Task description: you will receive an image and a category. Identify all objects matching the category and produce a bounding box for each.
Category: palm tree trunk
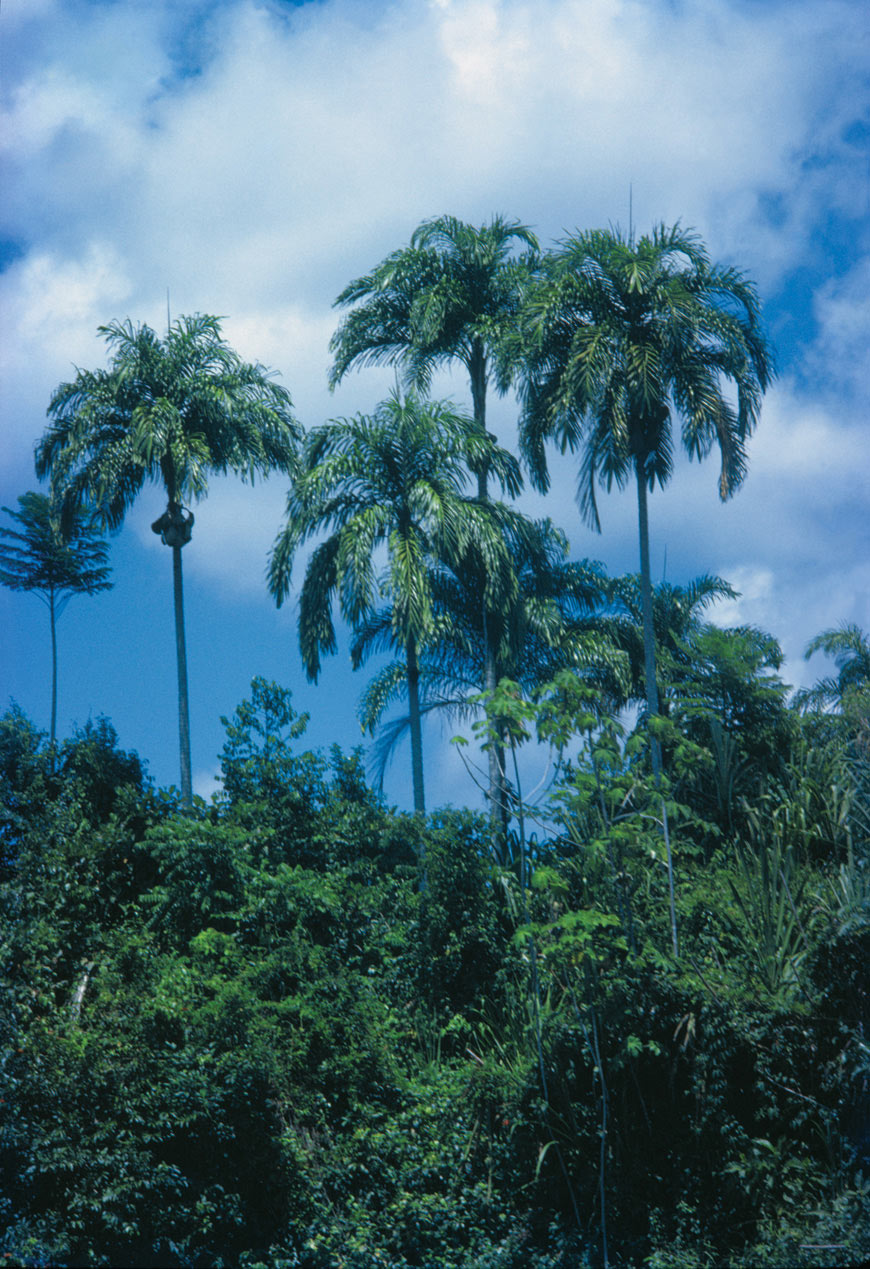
[406,635,425,814]
[49,590,58,763]
[469,342,509,844]
[635,463,661,735]
[469,342,488,499]
[173,543,193,805]
[636,462,678,956]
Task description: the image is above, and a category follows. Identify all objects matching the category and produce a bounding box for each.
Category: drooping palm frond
[520,224,772,521]
[331,215,540,406]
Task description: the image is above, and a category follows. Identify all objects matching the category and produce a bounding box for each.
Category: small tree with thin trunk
[0,492,112,751]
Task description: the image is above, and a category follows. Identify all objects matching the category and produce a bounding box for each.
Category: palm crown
[799,624,870,712]
[330,214,539,422]
[269,389,521,677]
[520,223,773,526]
[36,314,299,529]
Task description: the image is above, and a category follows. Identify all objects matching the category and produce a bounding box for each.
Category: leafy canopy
[268,388,521,680]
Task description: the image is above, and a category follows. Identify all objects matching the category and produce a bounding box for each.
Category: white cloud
[809,254,870,401]
[193,765,222,801]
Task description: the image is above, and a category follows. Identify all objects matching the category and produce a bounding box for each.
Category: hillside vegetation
[2,669,869,1267]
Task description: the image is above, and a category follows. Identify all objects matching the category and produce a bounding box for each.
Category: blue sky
[1,0,868,810]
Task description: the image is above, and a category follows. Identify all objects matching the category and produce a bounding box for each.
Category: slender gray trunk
[469,342,488,499]
[49,590,58,761]
[173,543,193,806]
[469,341,509,844]
[406,635,425,815]
[635,463,660,733]
[635,461,678,956]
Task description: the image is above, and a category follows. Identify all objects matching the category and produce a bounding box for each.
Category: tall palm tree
[330,215,540,826]
[520,224,774,772]
[35,314,300,804]
[520,224,772,956]
[268,389,521,815]
[0,492,112,751]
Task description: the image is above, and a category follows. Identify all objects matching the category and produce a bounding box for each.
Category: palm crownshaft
[36,314,299,803]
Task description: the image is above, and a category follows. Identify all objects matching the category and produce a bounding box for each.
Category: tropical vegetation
[3,215,868,1266]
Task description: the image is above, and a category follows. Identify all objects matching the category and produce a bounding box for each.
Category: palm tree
[268,389,521,815]
[520,224,773,768]
[35,314,300,804]
[0,492,112,751]
[519,224,773,956]
[605,572,738,710]
[355,518,621,818]
[330,213,539,825]
[798,624,870,711]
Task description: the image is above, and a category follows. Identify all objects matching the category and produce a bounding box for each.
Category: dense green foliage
[2,669,869,1267]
